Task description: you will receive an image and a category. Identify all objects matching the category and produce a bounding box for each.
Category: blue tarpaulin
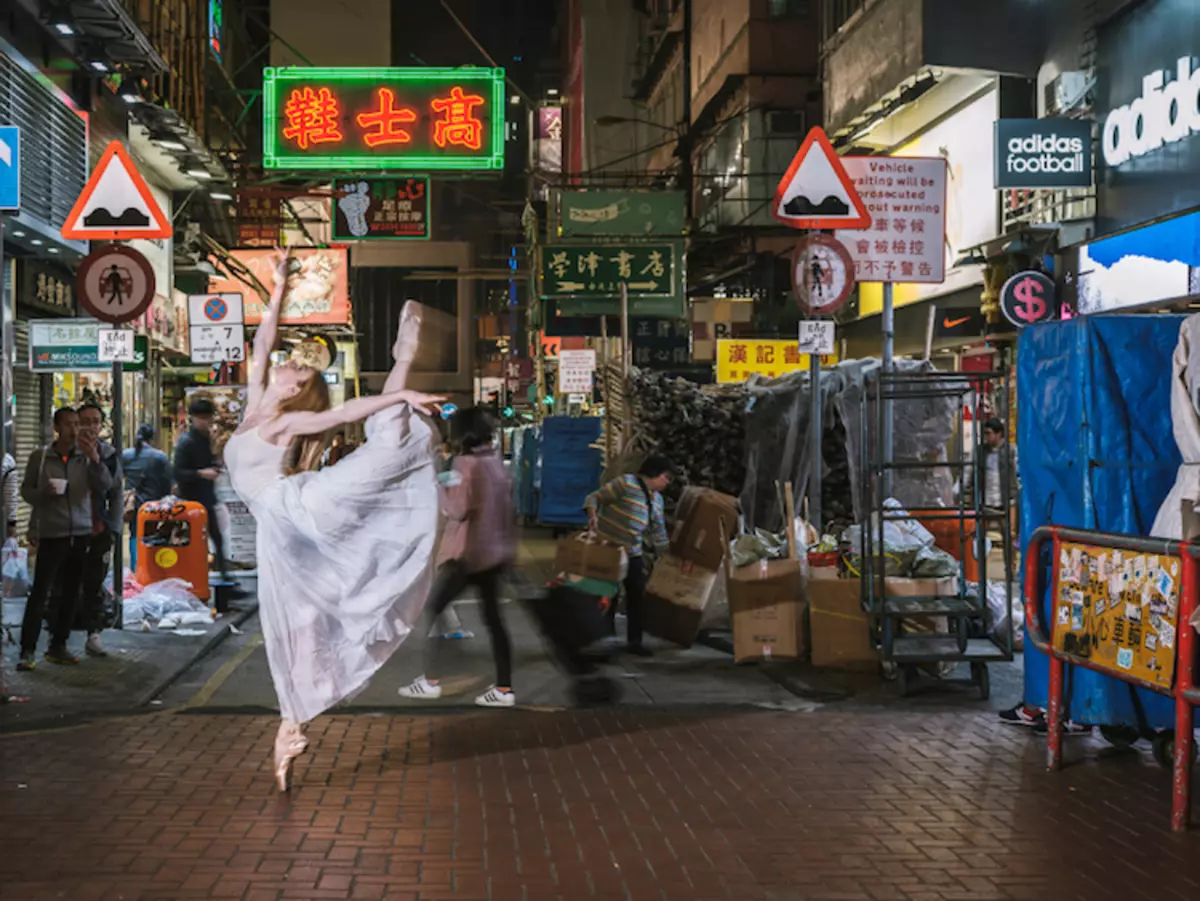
[536,417,602,526]
[1019,314,1185,727]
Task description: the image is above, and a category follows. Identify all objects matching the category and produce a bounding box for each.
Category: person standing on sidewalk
[17,408,114,670]
[174,398,231,583]
[76,402,123,658]
[122,424,172,570]
[584,455,674,657]
[400,407,518,708]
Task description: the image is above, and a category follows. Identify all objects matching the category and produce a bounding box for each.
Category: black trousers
[424,562,512,688]
[606,555,647,647]
[22,536,88,654]
[80,531,114,634]
[204,503,228,578]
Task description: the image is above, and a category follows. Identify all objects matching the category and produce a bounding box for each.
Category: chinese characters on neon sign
[263,67,505,171]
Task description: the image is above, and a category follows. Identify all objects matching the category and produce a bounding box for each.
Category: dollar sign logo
[1012,276,1046,323]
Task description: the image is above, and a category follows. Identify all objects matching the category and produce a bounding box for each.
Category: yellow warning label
[155,547,179,569]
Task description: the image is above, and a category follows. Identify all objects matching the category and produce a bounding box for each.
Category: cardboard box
[644,554,724,647]
[729,559,805,663]
[809,568,876,670]
[554,533,627,582]
[671,487,740,569]
[883,577,957,598]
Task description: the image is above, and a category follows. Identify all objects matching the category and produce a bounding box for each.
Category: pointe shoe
[273,722,308,793]
[391,302,423,364]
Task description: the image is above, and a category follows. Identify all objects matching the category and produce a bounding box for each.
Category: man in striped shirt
[585,455,674,656]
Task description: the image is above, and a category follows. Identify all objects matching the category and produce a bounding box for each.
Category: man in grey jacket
[17,407,114,670]
[77,402,124,658]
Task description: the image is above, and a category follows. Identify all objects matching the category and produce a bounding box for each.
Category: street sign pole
[111,361,124,629]
[882,281,895,499]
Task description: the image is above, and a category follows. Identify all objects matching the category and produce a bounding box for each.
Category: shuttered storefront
[12,323,46,536]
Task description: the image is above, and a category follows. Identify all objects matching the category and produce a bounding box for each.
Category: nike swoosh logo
[943,316,971,328]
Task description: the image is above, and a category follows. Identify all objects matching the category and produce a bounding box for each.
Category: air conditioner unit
[1044,71,1089,115]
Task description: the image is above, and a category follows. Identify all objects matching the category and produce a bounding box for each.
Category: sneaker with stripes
[398,675,443,700]
[475,686,515,709]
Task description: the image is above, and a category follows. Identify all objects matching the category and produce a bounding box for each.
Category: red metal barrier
[1024,525,1200,831]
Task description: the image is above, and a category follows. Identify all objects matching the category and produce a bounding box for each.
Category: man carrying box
[584,455,674,657]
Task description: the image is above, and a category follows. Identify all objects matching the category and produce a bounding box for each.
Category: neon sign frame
[262,67,506,172]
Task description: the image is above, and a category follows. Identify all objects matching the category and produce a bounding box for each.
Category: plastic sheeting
[1020,315,1185,727]
[510,424,541,519]
[537,416,602,526]
[740,358,956,530]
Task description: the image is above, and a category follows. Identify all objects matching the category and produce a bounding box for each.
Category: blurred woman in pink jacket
[400,407,518,707]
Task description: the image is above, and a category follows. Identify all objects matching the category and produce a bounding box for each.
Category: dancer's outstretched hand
[399,390,447,416]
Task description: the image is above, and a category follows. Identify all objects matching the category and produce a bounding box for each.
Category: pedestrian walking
[400,407,518,708]
[75,402,123,658]
[174,397,233,584]
[122,424,172,570]
[16,408,114,670]
[223,249,443,792]
[584,455,674,657]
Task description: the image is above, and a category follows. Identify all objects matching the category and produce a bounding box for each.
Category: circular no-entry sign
[791,234,856,316]
[77,244,157,324]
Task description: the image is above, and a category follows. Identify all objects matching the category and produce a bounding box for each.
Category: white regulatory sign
[797,321,836,356]
[97,327,137,363]
[190,324,247,364]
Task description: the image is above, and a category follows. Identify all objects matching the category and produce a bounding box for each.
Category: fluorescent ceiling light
[209,191,233,200]
[185,168,213,179]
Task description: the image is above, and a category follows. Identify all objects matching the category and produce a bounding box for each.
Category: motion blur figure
[399,407,518,708]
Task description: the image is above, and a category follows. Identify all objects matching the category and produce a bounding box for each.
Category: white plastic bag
[979,581,1024,650]
[123,578,211,629]
[2,538,29,598]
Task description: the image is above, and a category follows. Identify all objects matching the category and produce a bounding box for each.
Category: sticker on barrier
[1051,540,1181,689]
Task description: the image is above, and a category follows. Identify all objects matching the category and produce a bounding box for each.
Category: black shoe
[626,644,654,658]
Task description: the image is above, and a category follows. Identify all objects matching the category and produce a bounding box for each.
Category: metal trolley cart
[860,369,1016,697]
[1025,525,1200,831]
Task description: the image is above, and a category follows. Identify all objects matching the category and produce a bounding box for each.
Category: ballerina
[223,249,444,792]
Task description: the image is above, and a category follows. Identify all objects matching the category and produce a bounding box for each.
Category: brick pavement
[3,708,1200,901]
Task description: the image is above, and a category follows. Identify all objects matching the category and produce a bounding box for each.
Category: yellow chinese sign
[1052,541,1180,689]
[716,339,837,384]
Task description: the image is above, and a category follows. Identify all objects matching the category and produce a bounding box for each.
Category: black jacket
[174,428,217,506]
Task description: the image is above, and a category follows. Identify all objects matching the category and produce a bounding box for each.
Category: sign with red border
[77,245,157,324]
[773,127,871,230]
[61,142,172,241]
[791,234,856,316]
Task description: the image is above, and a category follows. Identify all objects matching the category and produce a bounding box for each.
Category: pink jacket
[437,450,516,572]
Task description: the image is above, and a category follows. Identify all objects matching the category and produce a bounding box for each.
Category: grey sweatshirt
[20,443,114,540]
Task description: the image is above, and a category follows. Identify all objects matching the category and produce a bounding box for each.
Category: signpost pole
[882,282,895,498]
[620,281,630,378]
[111,361,125,629]
[808,333,822,535]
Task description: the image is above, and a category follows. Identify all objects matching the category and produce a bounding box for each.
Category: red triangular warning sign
[61,141,172,241]
[772,127,871,231]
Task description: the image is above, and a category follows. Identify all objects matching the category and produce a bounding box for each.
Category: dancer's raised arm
[263,389,445,444]
[247,249,289,414]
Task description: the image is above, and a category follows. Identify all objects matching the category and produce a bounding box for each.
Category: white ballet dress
[224,405,439,723]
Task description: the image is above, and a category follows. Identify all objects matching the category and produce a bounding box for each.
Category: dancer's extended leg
[384,302,421,395]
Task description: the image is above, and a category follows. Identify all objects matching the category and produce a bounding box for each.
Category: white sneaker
[398,675,442,700]
[475,687,515,708]
[84,633,108,658]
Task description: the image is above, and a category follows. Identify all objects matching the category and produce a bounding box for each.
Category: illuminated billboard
[262,67,506,172]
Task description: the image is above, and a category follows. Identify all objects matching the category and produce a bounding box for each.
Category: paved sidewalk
[2,707,1199,900]
[1,591,257,733]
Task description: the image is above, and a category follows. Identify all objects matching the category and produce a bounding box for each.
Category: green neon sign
[262,67,506,172]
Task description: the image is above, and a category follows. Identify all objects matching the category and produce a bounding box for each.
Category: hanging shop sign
[772,126,871,230]
[262,67,506,172]
[1052,540,1180,690]
[61,141,173,241]
[935,309,987,339]
[77,244,157,324]
[540,242,683,318]
[559,191,686,237]
[331,176,430,240]
[1000,270,1057,327]
[503,357,534,395]
[208,247,351,326]
[29,319,147,372]
[557,348,596,394]
[17,259,76,316]
[188,293,246,364]
[994,119,1092,189]
[236,188,282,247]
[631,318,690,370]
[790,234,855,316]
[835,156,948,284]
[715,339,836,384]
[1102,57,1200,168]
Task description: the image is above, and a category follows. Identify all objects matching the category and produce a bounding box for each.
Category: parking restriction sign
[188,293,246,364]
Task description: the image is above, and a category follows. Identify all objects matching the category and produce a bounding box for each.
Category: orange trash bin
[908,508,983,582]
[135,499,212,601]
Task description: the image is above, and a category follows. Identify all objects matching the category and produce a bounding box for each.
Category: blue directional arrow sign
[0,126,19,211]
